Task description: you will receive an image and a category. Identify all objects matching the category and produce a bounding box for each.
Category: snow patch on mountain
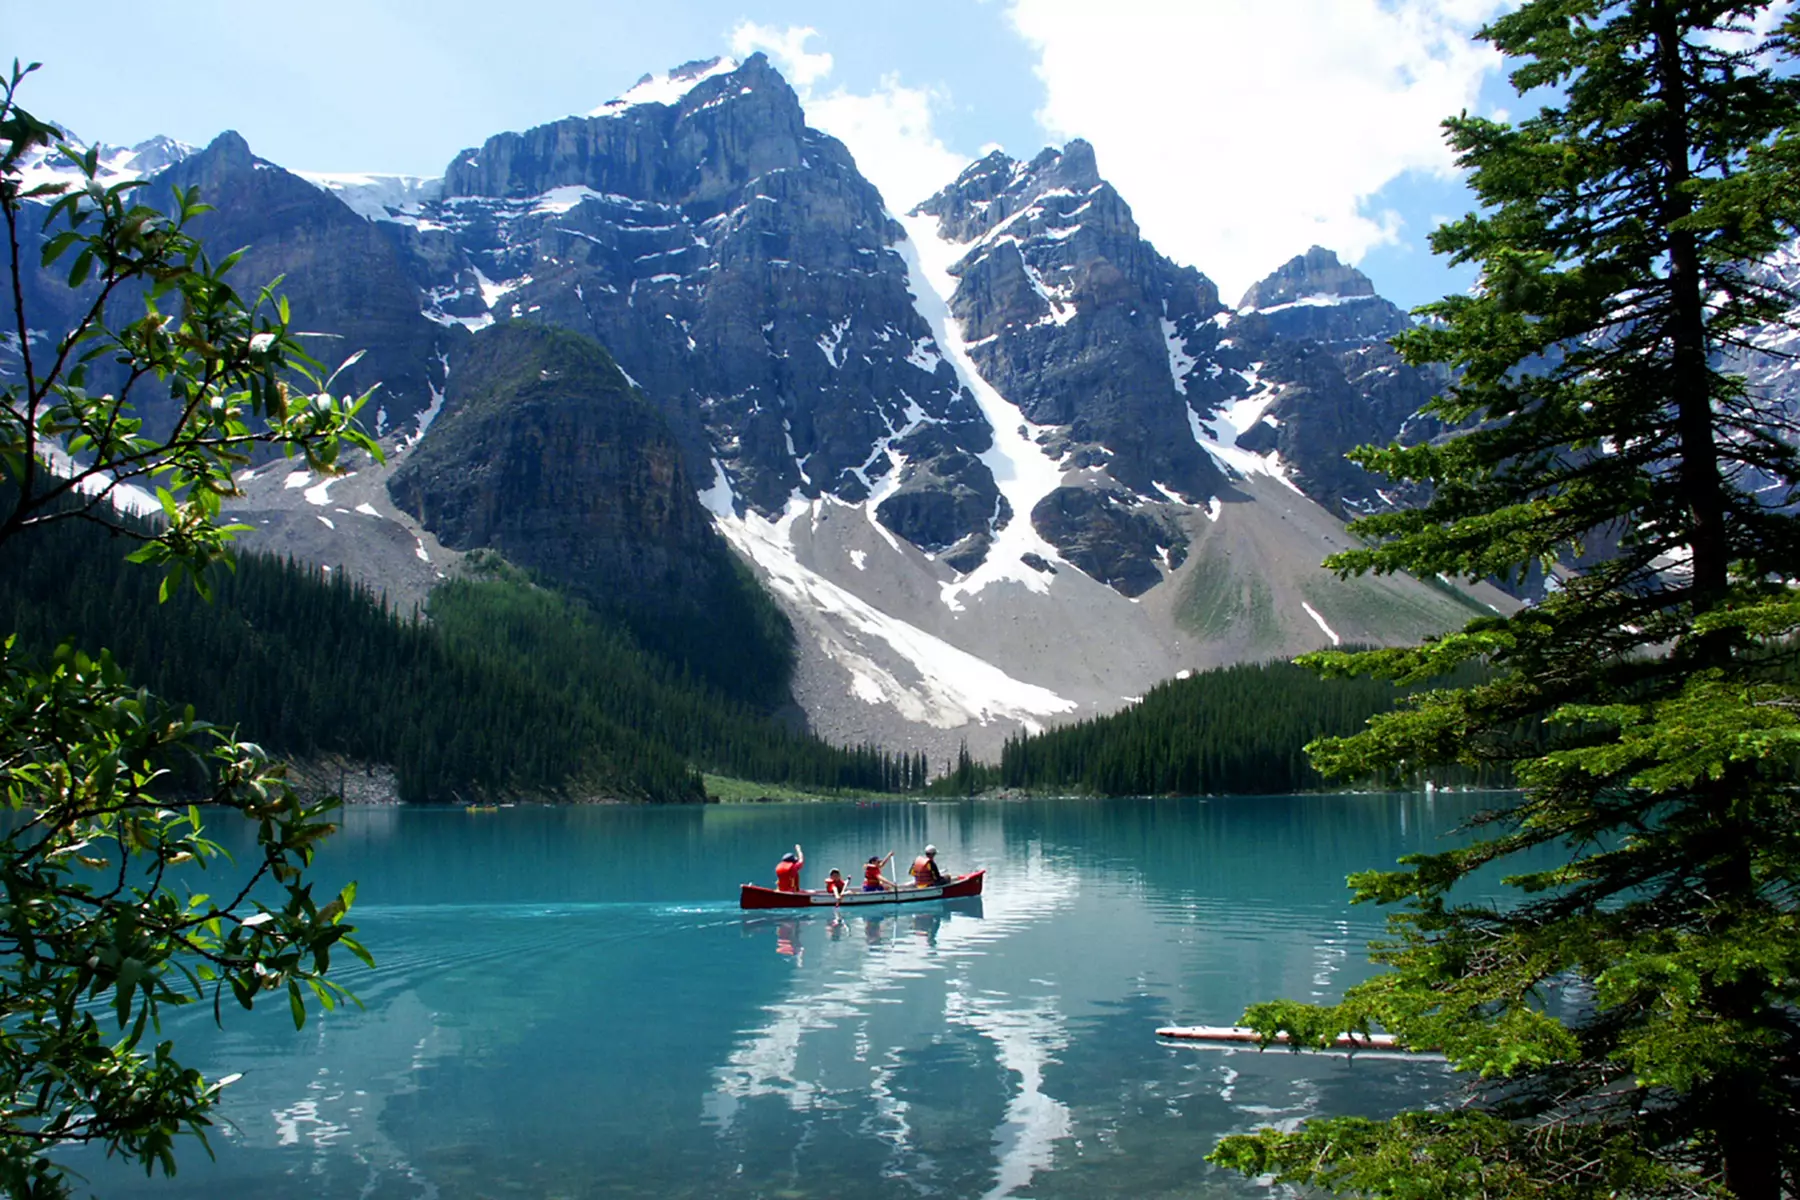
[531,185,607,216]
[13,134,195,195]
[897,213,1069,610]
[303,475,342,506]
[698,457,737,519]
[1300,601,1342,645]
[590,57,739,116]
[1161,316,1196,395]
[471,267,532,312]
[297,172,442,220]
[1189,372,1304,495]
[407,359,451,448]
[701,469,1076,730]
[33,444,161,519]
[1240,292,1374,316]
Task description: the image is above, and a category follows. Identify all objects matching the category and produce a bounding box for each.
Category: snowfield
[701,474,1077,731]
[897,213,1071,611]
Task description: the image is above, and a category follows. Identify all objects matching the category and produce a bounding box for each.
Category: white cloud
[730,22,835,88]
[1006,0,1510,302]
[726,22,969,214]
[807,78,970,211]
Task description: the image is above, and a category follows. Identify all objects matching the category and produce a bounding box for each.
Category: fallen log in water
[1156,1025,1403,1050]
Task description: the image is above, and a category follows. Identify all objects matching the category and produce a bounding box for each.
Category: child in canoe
[863,854,898,891]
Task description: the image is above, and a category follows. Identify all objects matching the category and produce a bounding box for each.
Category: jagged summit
[1233,246,1410,346]
[1240,246,1377,310]
[442,54,816,210]
[149,129,445,437]
[201,129,256,167]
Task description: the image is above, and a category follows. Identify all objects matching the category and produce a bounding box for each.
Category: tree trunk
[1651,1,1729,612]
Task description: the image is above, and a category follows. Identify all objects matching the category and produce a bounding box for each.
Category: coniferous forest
[0,508,927,802]
[984,659,1504,796]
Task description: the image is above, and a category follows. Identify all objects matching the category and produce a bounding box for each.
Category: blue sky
[2,0,1521,309]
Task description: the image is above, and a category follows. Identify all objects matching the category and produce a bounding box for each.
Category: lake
[65,793,1515,1200]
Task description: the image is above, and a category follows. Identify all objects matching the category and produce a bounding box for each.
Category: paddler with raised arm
[775,844,804,892]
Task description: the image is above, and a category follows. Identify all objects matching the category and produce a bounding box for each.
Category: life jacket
[775,859,802,892]
[826,876,846,896]
[865,863,884,888]
[911,855,939,886]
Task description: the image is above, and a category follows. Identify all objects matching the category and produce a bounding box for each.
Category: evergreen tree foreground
[1210,5,1800,1198]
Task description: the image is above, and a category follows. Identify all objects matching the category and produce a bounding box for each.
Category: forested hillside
[0,511,922,802]
[988,658,1500,796]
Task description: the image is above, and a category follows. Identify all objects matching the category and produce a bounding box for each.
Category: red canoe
[739,870,985,910]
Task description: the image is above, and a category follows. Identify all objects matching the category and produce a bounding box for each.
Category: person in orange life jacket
[910,844,946,887]
[864,854,897,891]
[824,869,848,903]
[775,844,804,892]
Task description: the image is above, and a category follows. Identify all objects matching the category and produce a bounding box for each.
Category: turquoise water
[63,794,1510,1200]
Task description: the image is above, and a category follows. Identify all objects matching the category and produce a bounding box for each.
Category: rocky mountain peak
[1229,245,1409,348]
[150,130,445,439]
[1219,245,1439,518]
[443,54,812,209]
[12,130,196,194]
[914,139,1122,250]
[117,134,195,176]
[70,46,1528,767]
[908,137,1230,596]
[1239,246,1376,310]
[385,53,999,570]
[1029,138,1100,191]
[615,55,736,102]
[198,129,257,171]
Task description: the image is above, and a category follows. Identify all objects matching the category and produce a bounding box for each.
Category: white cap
[924,844,937,855]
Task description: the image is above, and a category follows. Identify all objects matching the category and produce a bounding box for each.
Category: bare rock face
[388,324,718,605]
[407,54,1000,562]
[1241,245,1378,307]
[1226,247,1444,516]
[157,132,447,438]
[1235,246,1411,346]
[1,131,446,444]
[1030,486,1186,597]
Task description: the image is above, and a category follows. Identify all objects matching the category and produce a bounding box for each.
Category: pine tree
[1210,5,1800,1198]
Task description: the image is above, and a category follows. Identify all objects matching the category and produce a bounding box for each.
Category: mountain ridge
[7,55,1519,766]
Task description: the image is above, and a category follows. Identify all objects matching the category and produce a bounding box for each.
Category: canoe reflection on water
[741,896,983,958]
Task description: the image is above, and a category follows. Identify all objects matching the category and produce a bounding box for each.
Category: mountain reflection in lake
[63,794,1517,1200]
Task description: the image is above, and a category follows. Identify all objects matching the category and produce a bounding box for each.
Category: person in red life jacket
[863,854,897,892]
[910,844,946,888]
[824,869,848,904]
[774,844,804,892]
